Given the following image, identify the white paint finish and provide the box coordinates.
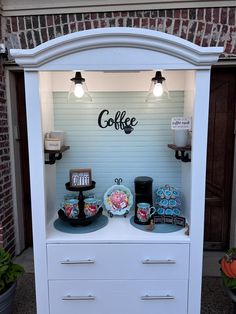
[52,71,186,92]
[2,0,235,16]
[47,213,189,243]
[10,28,223,69]
[188,70,211,314]
[39,72,57,222]
[24,71,49,314]
[54,91,183,207]
[181,71,195,224]
[49,279,188,314]
[47,243,189,280]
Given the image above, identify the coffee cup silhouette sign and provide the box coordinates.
[98,109,138,134]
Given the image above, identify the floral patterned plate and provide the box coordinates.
[104,185,133,217]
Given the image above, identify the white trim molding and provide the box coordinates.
[10,28,223,71]
[2,0,235,16]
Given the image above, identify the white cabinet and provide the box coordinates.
[47,242,189,314]
[11,27,223,314]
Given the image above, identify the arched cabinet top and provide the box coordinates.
[10,27,223,71]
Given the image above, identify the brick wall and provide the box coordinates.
[0,12,15,255]
[1,6,236,256]
[3,7,236,55]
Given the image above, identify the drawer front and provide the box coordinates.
[49,279,188,314]
[47,243,189,280]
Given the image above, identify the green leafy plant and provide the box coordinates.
[0,248,24,294]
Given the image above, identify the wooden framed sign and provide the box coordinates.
[69,168,92,187]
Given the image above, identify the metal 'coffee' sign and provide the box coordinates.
[171,117,191,130]
[98,109,138,134]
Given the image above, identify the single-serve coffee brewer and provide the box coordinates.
[134,176,153,224]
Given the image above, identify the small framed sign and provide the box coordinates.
[69,168,92,187]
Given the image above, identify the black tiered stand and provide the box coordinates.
[65,181,96,219]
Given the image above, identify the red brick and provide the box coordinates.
[141,18,148,28]
[219,24,229,46]
[85,21,92,30]
[63,24,69,34]
[11,17,18,32]
[174,9,180,19]
[149,18,156,29]
[19,32,27,49]
[69,14,75,22]
[166,10,173,18]
[213,8,220,24]
[90,13,97,20]
[100,19,108,28]
[93,20,99,28]
[189,9,196,20]
[117,18,123,27]
[188,21,197,42]
[41,28,48,42]
[221,7,228,25]
[77,21,84,31]
[229,8,236,26]
[47,15,54,26]
[113,12,120,17]
[156,18,163,32]
[202,23,213,46]
[166,18,173,34]
[181,9,188,19]
[133,18,140,28]
[197,8,204,20]
[210,24,221,47]
[205,8,212,22]
[180,20,189,40]
[70,22,76,33]
[18,17,25,30]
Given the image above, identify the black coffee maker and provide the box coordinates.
[134,176,153,224]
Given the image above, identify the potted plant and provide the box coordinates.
[220,248,236,309]
[0,248,24,314]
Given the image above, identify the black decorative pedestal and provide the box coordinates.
[65,181,96,219]
[59,181,102,226]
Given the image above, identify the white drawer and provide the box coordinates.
[49,279,188,314]
[47,243,189,280]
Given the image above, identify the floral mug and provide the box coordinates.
[62,199,79,219]
[84,198,103,217]
[136,202,156,223]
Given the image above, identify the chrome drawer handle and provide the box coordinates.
[60,259,95,264]
[141,294,175,300]
[142,259,176,264]
[62,295,95,301]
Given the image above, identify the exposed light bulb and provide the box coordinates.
[74,83,84,98]
[153,82,163,97]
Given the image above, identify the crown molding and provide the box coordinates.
[10,27,223,71]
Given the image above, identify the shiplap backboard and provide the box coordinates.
[54,91,184,207]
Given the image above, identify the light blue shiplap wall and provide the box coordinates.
[54,91,184,206]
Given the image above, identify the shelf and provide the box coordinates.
[168,144,191,162]
[44,145,70,165]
